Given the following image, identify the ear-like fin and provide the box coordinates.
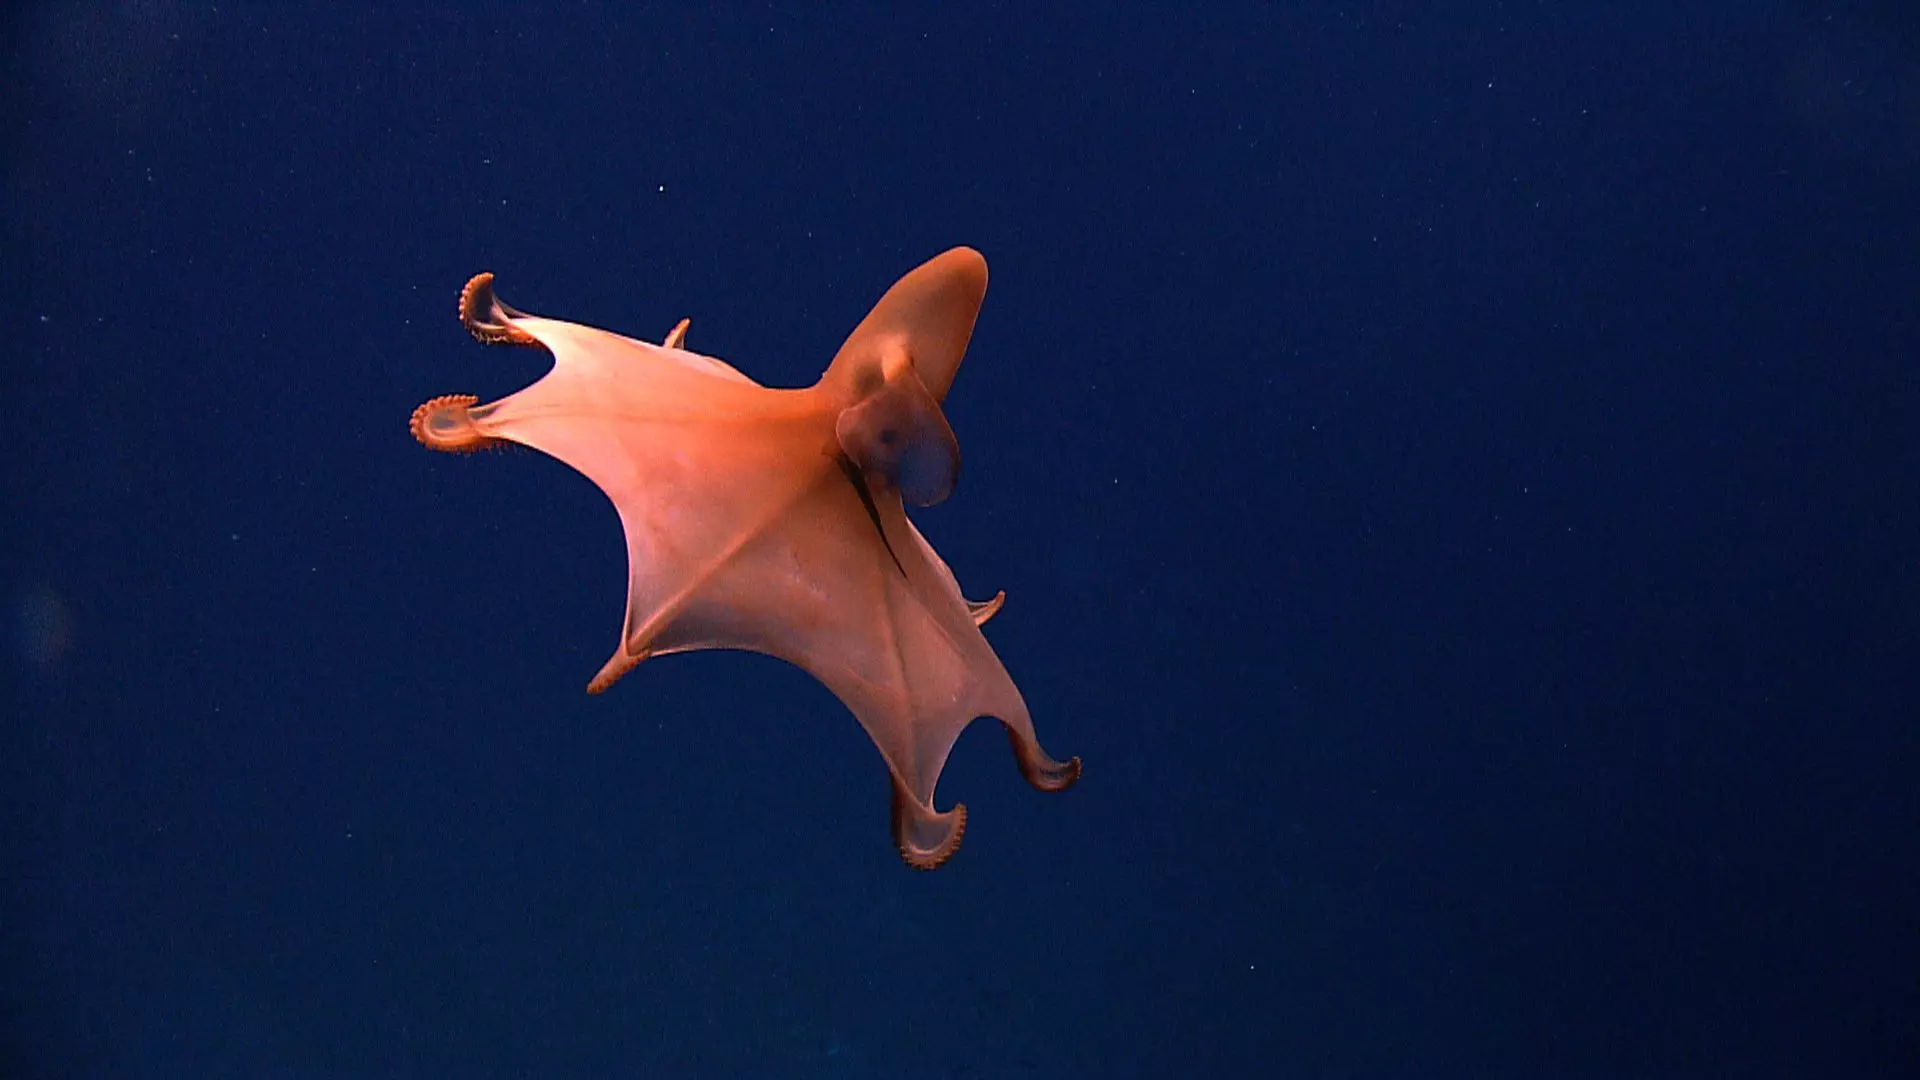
[823,247,987,404]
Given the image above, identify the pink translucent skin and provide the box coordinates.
[410,249,1078,868]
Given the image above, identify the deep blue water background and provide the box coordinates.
[4,4,1916,1077]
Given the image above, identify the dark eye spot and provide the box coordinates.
[879,429,898,446]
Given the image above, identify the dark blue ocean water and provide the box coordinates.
[4,4,1915,1077]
